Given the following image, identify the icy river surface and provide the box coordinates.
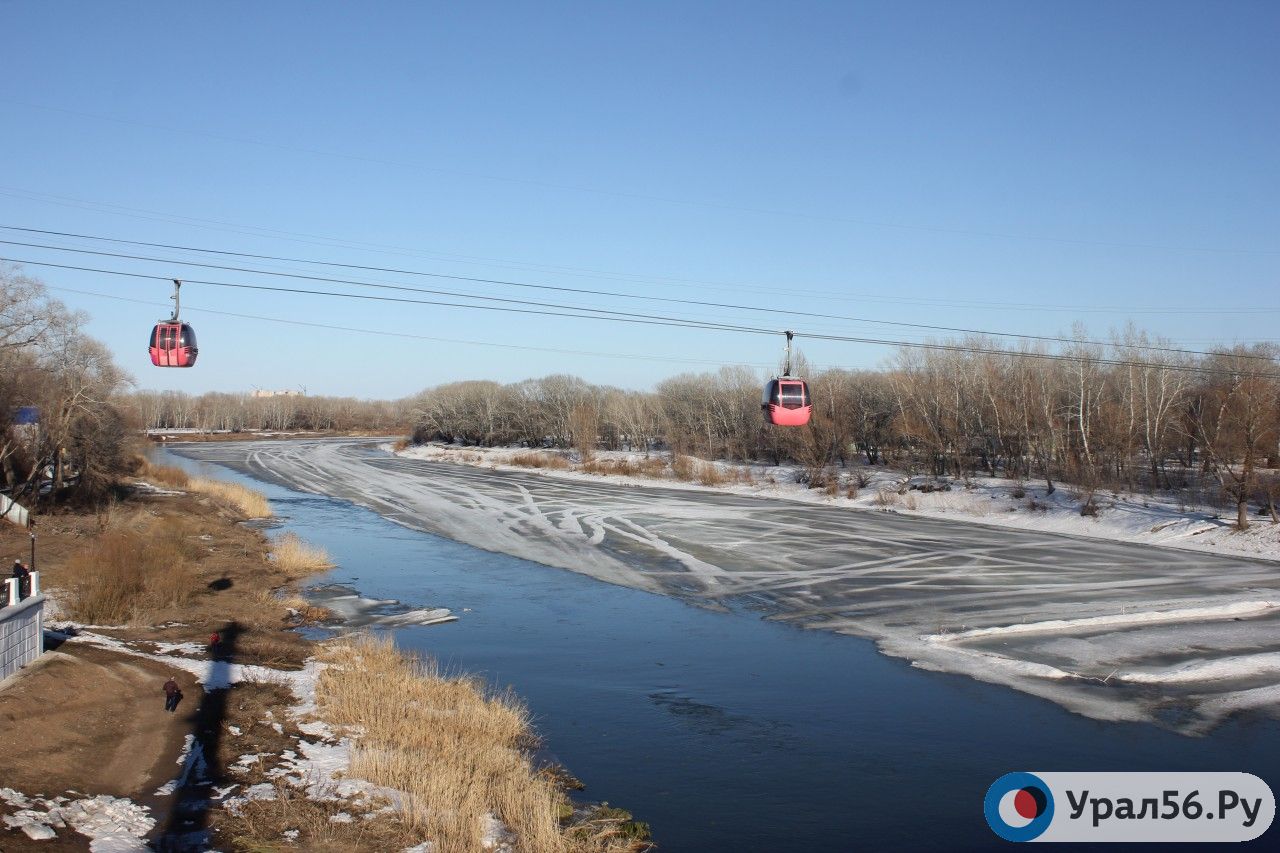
[162,439,1280,851]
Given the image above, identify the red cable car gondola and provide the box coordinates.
[762,331,812,426]
[149,279,198,368]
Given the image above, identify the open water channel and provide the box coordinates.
[158,445,1280,851]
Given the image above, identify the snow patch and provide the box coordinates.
[2,794,154,851]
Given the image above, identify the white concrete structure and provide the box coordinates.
[0,494,29,527]
[1,572,44,682]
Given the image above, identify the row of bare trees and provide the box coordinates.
[2,266,132,503]
[130,390,409,434]
[404,335,1280,529]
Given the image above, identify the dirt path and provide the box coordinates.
[0,639,201,797]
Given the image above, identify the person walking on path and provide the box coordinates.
[208,631,221,656]
[163,677,182,712]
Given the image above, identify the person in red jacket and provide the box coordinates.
[163,677,182,712]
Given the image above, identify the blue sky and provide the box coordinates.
[1,1,1276,398]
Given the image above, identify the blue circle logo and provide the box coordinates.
[985,772,1055,842]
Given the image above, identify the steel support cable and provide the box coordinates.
[2,229,1273,360]
[44,284,772,368]
[13,256,1280,382]
[3,256,777,336]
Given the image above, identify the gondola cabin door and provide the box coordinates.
[149,322,198,367]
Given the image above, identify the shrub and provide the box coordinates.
[188,477,272,518]
[509,451,571,470]
[269,532,333,578]
[696,461,727,486]
[671,454,695,481]
[140,462,190,488]
[62,523,200,624]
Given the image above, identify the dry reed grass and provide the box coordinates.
[277,593,335,624]
[188,477,273,518]
[61,516,205,624]
[695,461,727,487]
[270,532,334,578]
[509,451,571,470]
[670,454,694,481]
[579,458,667,479]
[316,636,645,852]
[139,461,190,488]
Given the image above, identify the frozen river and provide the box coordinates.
[175,438,1280,734]
[161,439,1280,851]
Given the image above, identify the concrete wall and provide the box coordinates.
[0,494,29,527]
[0,580,44,682]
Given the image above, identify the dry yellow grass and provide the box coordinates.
[188,476,272,518]
[137,461,190,488]
[670,454,694,481]
[579,458,667,479]
[269,532,334,577]
[509,451,571,470]
[695,461,727,487]
[316,637,644,853]
[60,515,205,624]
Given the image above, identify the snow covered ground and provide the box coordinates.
[172,439,1280,734]
[9,627,443,852]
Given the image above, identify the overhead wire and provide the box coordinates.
[5,257,776,336]
[2,229,1274,361]
[2,190,1278,316]
[44,284,776,370]
[13,255,1280,382]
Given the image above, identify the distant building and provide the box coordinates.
[12,407,38,450]
[251,389,304,398]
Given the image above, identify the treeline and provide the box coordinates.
[1,266,132,502]
[408,335,1280,530]
[130,390,409,433]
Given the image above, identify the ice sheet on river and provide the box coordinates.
[174,439,1280,734]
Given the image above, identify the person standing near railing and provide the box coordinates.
[10,558,31,600]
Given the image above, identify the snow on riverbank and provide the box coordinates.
[1,787,154,851]
[21,629,415,850]
[395,443,1280,561]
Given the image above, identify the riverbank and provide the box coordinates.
[0,463,649,851]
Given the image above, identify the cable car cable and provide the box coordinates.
[44,284,778,369]
[4,256,778,336]
[10,255,1280,381]
[1,230,1274,361]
